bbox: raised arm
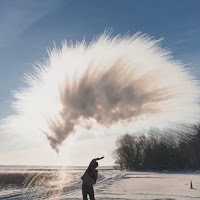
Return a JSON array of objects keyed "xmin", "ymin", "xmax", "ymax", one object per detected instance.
[
  {"xmin": 89, "ymin": 156, "xmax": 104, "ymax": 166},
  {"xmin": 93, "ymin": 156, "xmax": 104, "ymax": 161}
]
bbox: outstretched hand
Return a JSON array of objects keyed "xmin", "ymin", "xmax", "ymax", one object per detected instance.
[{"xmin": 93, "ymin": 156, "xmax": 105, "ymax": 162}]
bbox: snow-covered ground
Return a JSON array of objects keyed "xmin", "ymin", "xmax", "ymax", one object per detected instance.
[{"xmin": 0, "ymin": 169, "xmax": 200, "ymax": 199}]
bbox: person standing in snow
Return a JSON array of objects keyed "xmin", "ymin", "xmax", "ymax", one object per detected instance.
[{"xmin": 81, "ymin": 156, "xmax": 104, "ymax": 200}]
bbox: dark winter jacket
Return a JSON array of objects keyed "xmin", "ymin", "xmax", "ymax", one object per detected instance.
[{"xmin": 81, "ymin": 159, "xmax": 98, "ymax": 186}]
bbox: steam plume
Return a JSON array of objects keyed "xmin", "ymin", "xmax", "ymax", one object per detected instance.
[{"xmin": 1, "ymin": 33, "xmax": 200, "ymax": 152}]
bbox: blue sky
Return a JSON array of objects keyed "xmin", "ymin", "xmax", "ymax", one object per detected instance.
[
  {"xmin": 0, "ymin": 0, "xmax": 200, "ymax": 165},
  {"xmin": 0, "ymin": 0, "xmax": 200, "ymax": 119}
]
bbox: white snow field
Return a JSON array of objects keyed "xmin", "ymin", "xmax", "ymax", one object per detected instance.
[{"xmin": 0, "ymin": 169, "xmax": 200, "ymax": 200}]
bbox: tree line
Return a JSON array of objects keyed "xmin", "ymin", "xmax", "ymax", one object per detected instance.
[{"xmin": 114, "ymin": 126, "xmax": 200, "ymax": 170}]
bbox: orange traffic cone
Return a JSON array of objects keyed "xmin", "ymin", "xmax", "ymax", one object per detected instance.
[{"xmin": 190, "ymin": 181, "xmax": 193, "ymax": 189}]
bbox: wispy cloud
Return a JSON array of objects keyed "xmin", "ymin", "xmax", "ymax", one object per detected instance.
[
  {"xmin": 173, "ymin": 23, "xmax": 200, "ymax": 47},
  {"xmin": 0, "ymin": 0, "xmax": 60, "ymax": 48}
]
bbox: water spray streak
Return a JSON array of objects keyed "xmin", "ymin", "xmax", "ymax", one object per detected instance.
[{"xmin": 1, "ymin": 33, "xmax": 200, "ymax": 152}]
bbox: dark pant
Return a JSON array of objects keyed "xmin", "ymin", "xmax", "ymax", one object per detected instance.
[{"xmin": 82, "ymin": 183, "xmax": 95, "ymax": 200}]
